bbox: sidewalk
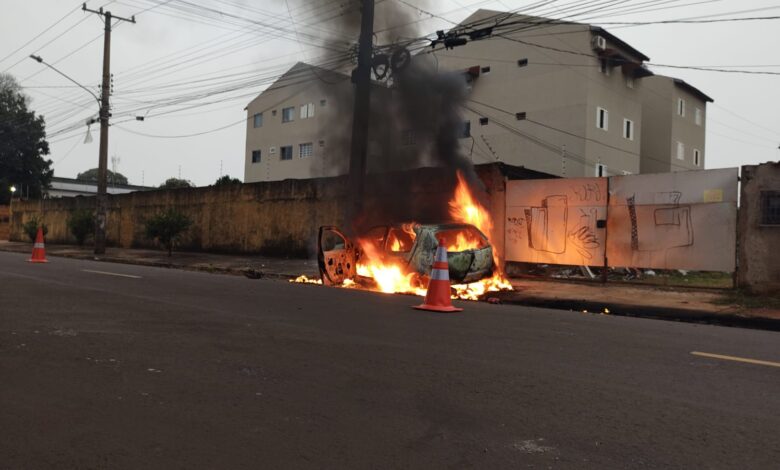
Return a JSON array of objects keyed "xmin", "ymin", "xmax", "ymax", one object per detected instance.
[
  {"xmin": 2, "ymin": 240, "xmax": 778, "ymax": 330},
  {"xmin": 0, "ymin": 240, "xmax": 319, "ymax": 279}
]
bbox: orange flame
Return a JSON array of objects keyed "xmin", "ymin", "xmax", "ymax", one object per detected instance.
[
  {"xmin": 294, "ymin": 170, "xmax": 513, "ymax": 301},
  {"xmin": 449, "ymin": 171, "xmax": 493, "ymax": 238}
]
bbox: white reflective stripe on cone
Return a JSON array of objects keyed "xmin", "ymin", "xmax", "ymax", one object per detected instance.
[
  {"xmin": 435, "ymin": 246, "xmax": 448, "ymax": 263},
  {"xmin": 33, "ymin": 243, "xmax": 45, "ymax": 249},
  {"xmin": 430, "ymin": 268, "xmax": 450, "ymax": 281}
]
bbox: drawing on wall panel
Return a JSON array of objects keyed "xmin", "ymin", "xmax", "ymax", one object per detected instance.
[
  {"xmin": 522, "ymin": 195, "xmax": 601, "ymax": 261},
  {"xmin": 524, "ymin": 195, "xmax": 568, "ymax": 254},
  {"xmin": 627, "ymin": 191, "xmax": 694, "ymax": 252},
  {"xmin": 568, "ymin": 208, "xmax": 600, "ymax": 259}
]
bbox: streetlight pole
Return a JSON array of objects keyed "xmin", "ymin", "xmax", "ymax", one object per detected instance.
[{"xmin": 82, "ymin": 3, "xmax": 135, "ymax": 254}]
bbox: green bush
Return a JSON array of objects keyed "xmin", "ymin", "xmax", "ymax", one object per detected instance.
[
  {"xmin": 22, "ymin": 216, "xmax": 47, "ymax": 242},
  {"xmin": 144, "ymin": 209, "xmax": 193, "ymax": 256},
  {"xmin": 67, "ymin": 209, "xmax": 95, "ymax": 246}
]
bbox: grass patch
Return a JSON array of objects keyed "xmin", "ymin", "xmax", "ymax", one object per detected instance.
[
  {"xmin": 712, "ymin": 290, "xmax": 780, "ymax": 309},
  {"xmin": 633, "ymin": 271, "xmax": 733, "ymax": 289}
]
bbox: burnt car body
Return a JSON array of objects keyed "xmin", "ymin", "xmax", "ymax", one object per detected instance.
[{"xmin": 318, "ymin": 223, "xmax": 494, "ymax": 286}]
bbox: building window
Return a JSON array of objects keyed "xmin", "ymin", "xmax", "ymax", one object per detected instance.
[
  {"xmin": 695, "ymin": 107, "xmax": 703, "ymax": 126},
  {"xmin": 625, "ymin": 77, "xmax": 634, "ymax": 89},
  {"xmin": 517, "ymin": 58, "xmax": 528, "ymax": 67},
  {"xmin": 693, "ymin": 148, "xmax": 701, "ymax": 166},
  {"xmin": 595, "ymin": 163, "xmax": 608, "ymax": 177},
  {"xmin": 481, "ymin": 66, "xmax": 491, "ymax": 74},
  {"xmin": 460, "ymin": 120, "xmax": 471, "ymax": 138},
  {"xmin": 300, "ymin": 103, "xmax": 315, "ymax": 119},
  {"xmin": 760, "ymin": 191, "xmax": 780, "ymax": 225},
  {"xmin": 251, "ymin": 150, "xmax": 261, "ymax": 163},
  {"xmin": 282, "ymin": 107, "xmax": 295, "ymax": 123},
  {"xmin": 677, "ymin": 141, "xmax": 685, "ymax": 160},
  {"xmin": 623, "ymin": 118, "xmax": 634, "ymax": 140},
  {"xmin": 479, "ymin": 117, "xmax": 489, "ymax": 126},
  {"xmin": 280, "ymin": 145, "xmax": 293, "ymax": 160},
  {"xmin": 253, "ymin": 113, "xmax": 263, "ymax": 128},
  {"xmin": 299, "ymin": 142, "xmax": 313, "ymax": 158},
  {"xmin": 319, "ymin": 140, "xmax": 325, "ymax": 147},
  {"xmin": 599, "ymin": 59, "xmax": 610, "ymax": 76},
  {"xmin": 677, "ymin": 98, "xmax": 685, "ymax": 117},
  {"xmin": 596, "ymin": 107, "xmax": 608, "ymax": 130},
  {"xmin": 320, "ymin": 99, "xmax": 327, "ymax": 107},
  {"xmin": 401, "ymin": 130, "xmax": 415, "ymax": 146}
]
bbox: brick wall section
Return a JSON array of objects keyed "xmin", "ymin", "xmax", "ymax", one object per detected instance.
[
  {"xmin": 737, "ymin": 162, "xmax": 780, "ymax": 294},
  {"xmin": 8, "ymin": 165, "xmax": 516, "ymax": 258}
]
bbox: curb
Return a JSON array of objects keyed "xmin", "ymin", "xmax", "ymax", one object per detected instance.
[{"xmin": 497, "ymin": 294, "xmax": 780, "ymax": 332}]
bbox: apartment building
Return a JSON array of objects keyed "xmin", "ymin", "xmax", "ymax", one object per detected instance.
[
  {"xmin": 638, "ymin": 75, "xmax": 712, "ymax": 174},
  {"xmin": 244, "ymin": 10, "xmax": 709, "ymax": 182},
  {"xmin": 431, "ymin": 10, "xmax": 652, "ymax": 177},
  {"xmin": 244, "ymin": 63, "xmax": 352, "ymax": 183}
]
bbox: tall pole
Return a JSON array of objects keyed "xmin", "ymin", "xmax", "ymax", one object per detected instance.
[
  {"xmin": 95, "ymin": 10, "xmax": 112, "ymax": 254},
  {"xmin": 82, "ymin": 3, "xmax": 135, "ymax": 255},
  {"xmin": 347, "ymin": 0, "xmax": 375, "ymax": 221}
]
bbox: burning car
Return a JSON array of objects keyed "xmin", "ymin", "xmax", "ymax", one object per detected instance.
[{"xmin": 318, "ymin": 223, "xmax": 494, "ymax": 289}]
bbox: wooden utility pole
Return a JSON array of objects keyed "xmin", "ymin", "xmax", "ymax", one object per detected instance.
[
  {"xmin": 347, "ymin": 0, "xmax": 375, "ymax": 219},
  {"xmin": 82, "ymin": 3, "xmax": 135, "ymax": 255}
]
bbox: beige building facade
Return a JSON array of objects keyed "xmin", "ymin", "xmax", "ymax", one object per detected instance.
[
  {"xmin": 244, "ymin": 10, "xmax": 710, "ymax": 183},
  {"xmin": 638, "ymin": 75, "xmax": 712, "ymax": 174},
  {"xmin": 244, "ymin": 63, "xmax": 353, "ymax": 183}
]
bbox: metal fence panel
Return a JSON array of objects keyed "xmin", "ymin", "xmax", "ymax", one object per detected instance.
[
  {"xmin": 504, "ymin": 169, "xmax": 739, "ymax": 272},
  {"xmin": 606, "ymin": 168, "xmax": 738, "ymax": 272},
  {"xmin": 505, "ymin": 178, "xmax": 608, "ymax": 266}
]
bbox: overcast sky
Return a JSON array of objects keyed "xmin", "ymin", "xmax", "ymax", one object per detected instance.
[{"xmin": 1, "ymin": 0, "xmax": 779, "ymax": 187}]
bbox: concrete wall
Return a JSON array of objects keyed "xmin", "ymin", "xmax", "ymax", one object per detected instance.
[
  {"xmin": 0, "ymin": 205, "xmax": 9, "ymax": 240},
  {"xmin": 737, "ymin": 162, "xmax": 780, "ymax": 294},
  {"xmin": 9, "ymin": 164, "xmax": 515, "ymax": 258}
]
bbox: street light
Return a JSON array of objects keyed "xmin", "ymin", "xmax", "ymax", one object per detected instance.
[
  {"xmin": 29, "ymin": 55, "xmax": 101, "ymax": 106},
  {"xmin": 29, "ymin": 54, "xmax": 108, "ymax": 253},
  {"xmin": 9, "ymin": 185, "xmax": 16, "ymax": 194}
]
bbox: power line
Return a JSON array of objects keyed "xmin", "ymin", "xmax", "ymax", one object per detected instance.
[{"xmin": 0, "ymin": 1, "xmax": 83, "ymax": 67}]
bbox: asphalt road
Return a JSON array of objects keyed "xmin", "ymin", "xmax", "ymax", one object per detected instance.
[{"xmin": 1, "ymin": 251, "xmax": 778, "ymax": 469}]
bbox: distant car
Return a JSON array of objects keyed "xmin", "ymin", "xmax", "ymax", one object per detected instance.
[{"xmin": 317, "ymin": 223, "xmax": 494, "ymax": 286}]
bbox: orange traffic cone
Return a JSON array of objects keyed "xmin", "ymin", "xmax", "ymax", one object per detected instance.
[
  {"xmin": 413, "ymin": 243, "xmax": 462, "ymax": 313},
  {"xmin": 28, "ymin": 227, "xmax": 48, "ymax": 263}
]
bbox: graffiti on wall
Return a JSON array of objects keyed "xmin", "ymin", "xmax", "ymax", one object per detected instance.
[
  {"xmin": 505, "ymin": 178, "xmax": 607, "ymax": 266},
  {"xmin": 606, "ymin": 168, "xmax": 738, "ymax": 272},
  {"xmin": 505, "ymin": 168, "xmax": 738, "ymax": 271}
]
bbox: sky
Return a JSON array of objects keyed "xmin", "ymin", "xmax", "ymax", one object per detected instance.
[{"xmin": 1, "ymin": 0, "xmax": 779, "ymax": 187}]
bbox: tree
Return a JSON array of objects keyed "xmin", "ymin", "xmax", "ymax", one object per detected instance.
[
  {"xmin": 76, "ymin": 168, "xmax": 129, "ymax": 186},
  {"xmin": 213, "ymin": 175, "xmax": 241, "ymax": 186},
  {"xmin": 159, "ymin": 178, "xmax": 194, "ymax": 190},
  {"xmin": 67, "ymin": 209, "xmax": 95, "ymax": 246},
  {"xmin": 144, "ymin": 209, "xmax": 193, "ymax": 256},
  {"xmin": 0, "ymin": 74, "xmax": 52, "ymax": 204}
]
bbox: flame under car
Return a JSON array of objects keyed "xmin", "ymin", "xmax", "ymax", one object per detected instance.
[{"xmin": 317, "ymin": 223, "xmax": 494, "ymax": 288}]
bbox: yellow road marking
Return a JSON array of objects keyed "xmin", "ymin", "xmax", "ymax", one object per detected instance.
[
  {"xmin": 82, "ymin": 269, "xmax": 142, "ymax": 279},
  {"xmin": 691, "ymin": 351, "xmax": 780, "ymax": 368}
]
